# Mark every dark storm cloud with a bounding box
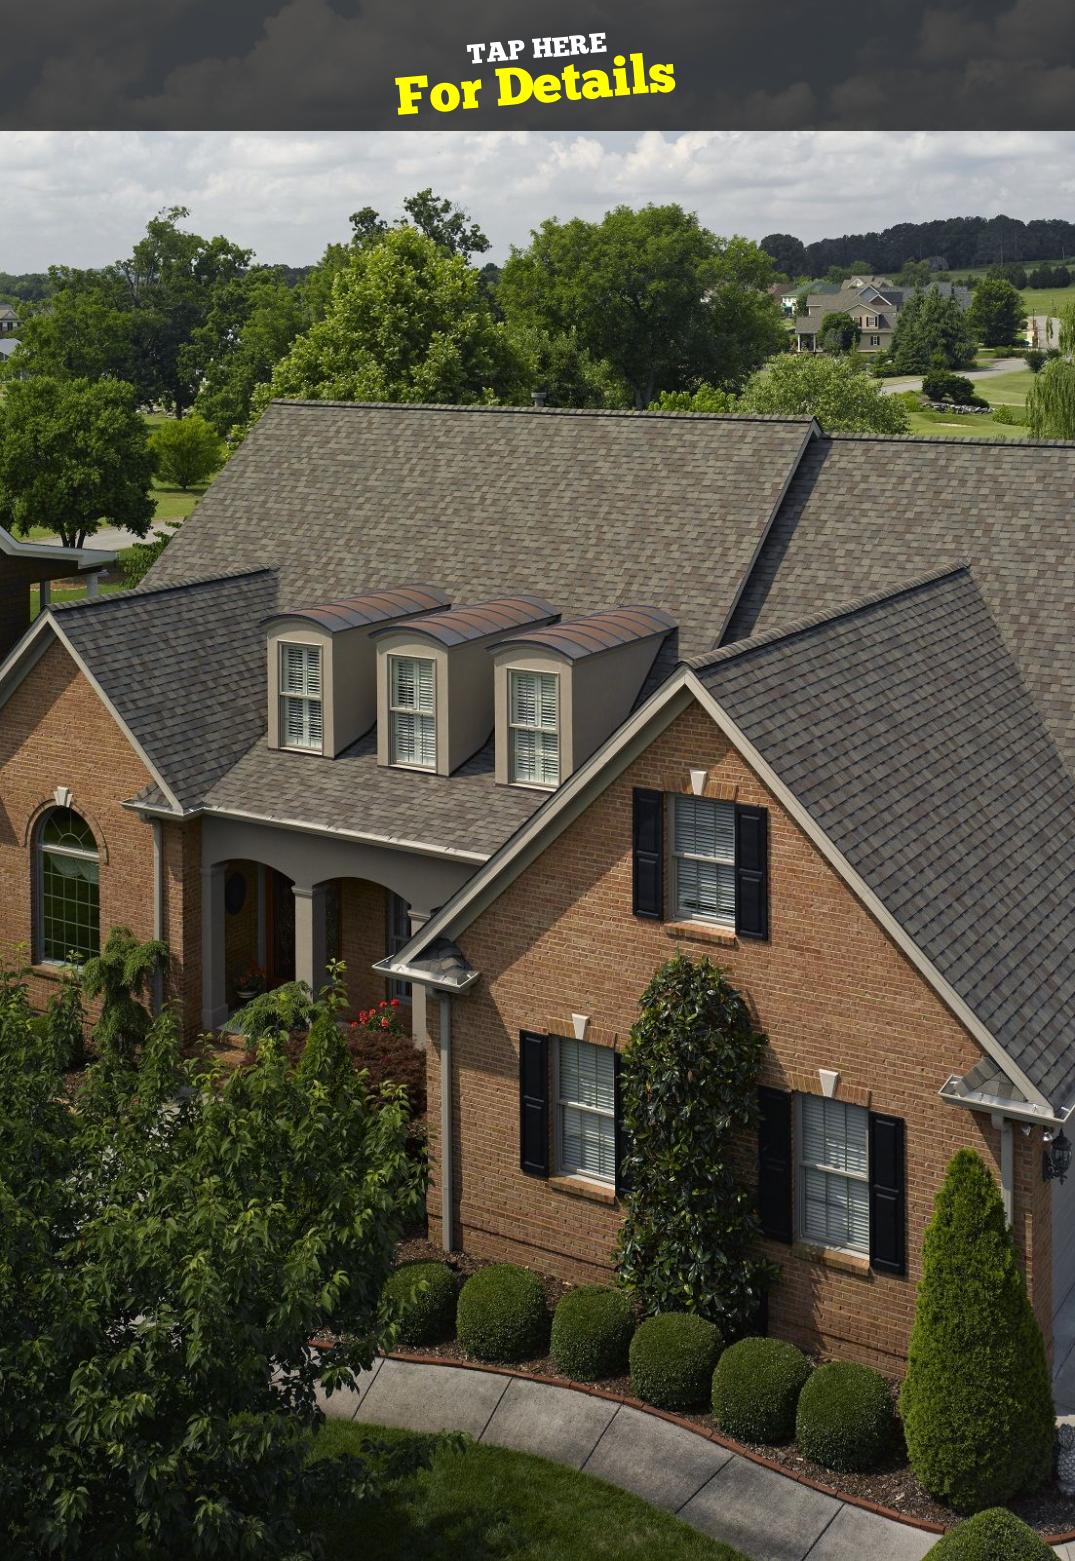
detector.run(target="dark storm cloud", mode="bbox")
[0,0,1071,128]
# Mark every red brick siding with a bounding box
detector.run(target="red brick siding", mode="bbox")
[429,702,1052,1371]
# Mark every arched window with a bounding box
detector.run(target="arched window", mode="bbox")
[36,807,100,964]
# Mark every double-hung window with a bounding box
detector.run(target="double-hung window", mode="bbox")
[280,643,323,752]
[557,1037,616,1182]
[389,655,436,769]
[673,796,736,927]
[798,1094,870,1254]
[509,670,559,788]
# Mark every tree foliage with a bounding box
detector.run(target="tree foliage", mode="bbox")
[0,376,155,547]
[191,269,308,439]
[499,205,785,408]
[81,925,169,1065]
[614,954,772,1334]
[151,412,226,490]
[890,287,976,372]
[1026,357,1075,438]
[818,310,861,353]
[258,227,526,410]
[899,1149,1054,1513]
[0,966,427,1557]
[741,354,909,432]
[966,276,1026,347]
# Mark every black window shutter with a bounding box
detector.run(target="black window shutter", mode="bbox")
[632,788,664,920]
[757,1086,793,1243]
[735,805,769,940]
[519,1032,549,1178]
[869,1113,906,1276]
[613,1050,631,1197]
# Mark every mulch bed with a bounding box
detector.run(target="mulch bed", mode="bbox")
[389,1236,1075,1540]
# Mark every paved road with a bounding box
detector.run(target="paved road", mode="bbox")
[879,355,1025,395]
[320,1356,951,1561]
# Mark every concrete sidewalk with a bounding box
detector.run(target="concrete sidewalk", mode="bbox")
[319,1355,947,1561]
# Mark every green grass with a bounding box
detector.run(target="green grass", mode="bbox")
[308,1423,747,1560]
[897,365,1037,441]
[1019,286,1072,320]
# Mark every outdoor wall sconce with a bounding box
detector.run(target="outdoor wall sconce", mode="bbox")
[1044,1129,1073,1184]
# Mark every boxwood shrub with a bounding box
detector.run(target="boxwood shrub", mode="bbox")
[551,1286,634,1381]
[925,1508,1055,1558]
[381,1261,458,1347]
[628,1313,722,1409]
[794,1360,895,1472]
[456,1264,550,1363]
[712,1336,811,1443]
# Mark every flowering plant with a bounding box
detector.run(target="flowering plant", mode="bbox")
[236,962,267,994]
[349,997,405,1036]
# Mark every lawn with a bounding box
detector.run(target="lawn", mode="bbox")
[308,1422,747,1561]
[899,365,1036,441]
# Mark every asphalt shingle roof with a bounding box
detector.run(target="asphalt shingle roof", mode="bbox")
[698,566,1075,1114]
[726,434,1075,780]
[54,570,278,811]
[201,732,544,859]
[147,401,815,660]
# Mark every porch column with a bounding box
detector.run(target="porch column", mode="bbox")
[293,883,329,997]
[406,907,434,1046]
[200,862,229,1031]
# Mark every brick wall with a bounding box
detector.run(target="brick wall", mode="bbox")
[428,701,1053,1372]
[0,638,202,1033]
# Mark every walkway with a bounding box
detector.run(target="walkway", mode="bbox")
[319,1355,943,1561]
[878,354,1025,395]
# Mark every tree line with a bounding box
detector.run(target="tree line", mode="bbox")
[760,215,1075,280]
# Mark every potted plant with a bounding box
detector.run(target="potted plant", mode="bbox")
[234,962,266,1007]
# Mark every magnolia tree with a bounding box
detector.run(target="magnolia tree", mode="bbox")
[0,967,426,1558]
[614,953,773,1337]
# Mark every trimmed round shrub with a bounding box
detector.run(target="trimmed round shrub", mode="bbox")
[382,1261,457,1347]
[925,1508,1055,1559]
[794,1361,895,1472]
[551,1286,634,1382]
[712,1336,811,1443]
[628,1313,722,1409]
[456,1264,549,1363]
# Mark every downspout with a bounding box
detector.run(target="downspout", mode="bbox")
[151,819,164,1015]
[440,995,453,1252]
[993,1112,1014,1223]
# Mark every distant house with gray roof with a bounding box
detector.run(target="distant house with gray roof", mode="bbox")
[0,399,1072,1381]
[794,278,971,354]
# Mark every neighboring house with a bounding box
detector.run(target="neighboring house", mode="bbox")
[794,280,971,354]
[0,303,19,335]
[1,400,1073,1374]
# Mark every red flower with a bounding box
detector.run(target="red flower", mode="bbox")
[390,998,401,1007]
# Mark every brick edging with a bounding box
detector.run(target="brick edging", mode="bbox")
[385,1351,951,1536]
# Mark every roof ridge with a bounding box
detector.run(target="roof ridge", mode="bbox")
[51,566,276,615]
[690,563,972,669]
[824,430,1075,449]
[266,399,815,427]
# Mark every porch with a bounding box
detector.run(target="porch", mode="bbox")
[199,814,474,1032]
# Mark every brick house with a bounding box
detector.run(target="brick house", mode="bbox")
[1,400,1073,1381]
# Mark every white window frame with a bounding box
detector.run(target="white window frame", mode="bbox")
[386,892,412,1003]
[35,808,100,966]
[796,1094,870,1256]
[279,642,323,753]
[672,795,736,928]
[388,654,436,771]
[508,669,560,789]
[555,1036,616,1185]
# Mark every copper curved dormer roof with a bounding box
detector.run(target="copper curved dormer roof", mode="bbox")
[490,606,677,661]
[265,584,450,633]
[371,596,558,647]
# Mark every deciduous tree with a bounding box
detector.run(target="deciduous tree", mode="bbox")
[0,376,155,547]
[966,275,1026,347]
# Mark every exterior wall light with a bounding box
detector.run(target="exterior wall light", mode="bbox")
[1044,1129,1073,1184]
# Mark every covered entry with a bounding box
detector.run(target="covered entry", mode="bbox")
[1053,1179,1075,1410]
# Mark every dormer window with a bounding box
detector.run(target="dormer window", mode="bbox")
[389,654,436,769]
[280,642,323,752]
[509,669,559,788]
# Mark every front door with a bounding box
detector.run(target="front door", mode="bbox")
[266,869,295,988]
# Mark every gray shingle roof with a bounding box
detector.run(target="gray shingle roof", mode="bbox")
[201,732,543,859]
[53,570,278,811]
[727,434,1075,780]
[146,401,815,660]
[698,566,1075,1114]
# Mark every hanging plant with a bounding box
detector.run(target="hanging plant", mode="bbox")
[614,952,775,1337]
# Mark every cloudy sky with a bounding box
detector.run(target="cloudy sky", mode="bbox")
[2,130,1074,272]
